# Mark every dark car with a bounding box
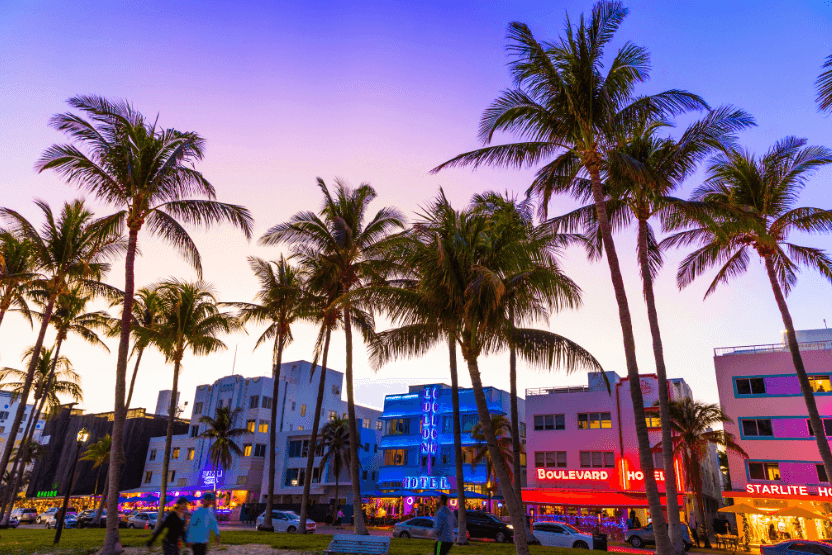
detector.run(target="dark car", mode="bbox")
[77,509,125,528]
[454,510,514,543]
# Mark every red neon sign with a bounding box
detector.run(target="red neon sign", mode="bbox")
[537,469,610,481]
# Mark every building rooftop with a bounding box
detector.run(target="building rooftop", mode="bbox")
[714,328,832,356]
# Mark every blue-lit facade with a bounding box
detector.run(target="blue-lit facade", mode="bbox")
[377,383,525,497]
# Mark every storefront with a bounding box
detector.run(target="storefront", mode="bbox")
[724,485,832,544]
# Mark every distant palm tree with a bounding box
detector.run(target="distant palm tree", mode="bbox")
[816,53,832,113]
[0,231,35,332]
[666,399,747,548]
[80,435,112,497]
[318,417,351,528]
[471,415,516,507]
[262,178,403,535]
[663,138,832,484]
[198,406,249,491]
[139,279,241,526]
[231,256,309,531]
[37,95,253,555]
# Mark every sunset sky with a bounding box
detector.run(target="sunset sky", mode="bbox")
[1,0,831,416]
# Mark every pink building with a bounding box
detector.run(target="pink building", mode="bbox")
[522,371,693,533]
[715,329,832,543]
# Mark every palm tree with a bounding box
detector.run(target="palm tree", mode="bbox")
[231,256,309,531]
[817,53,832,113]
[80,435,112,497]
[432,5,707,552]
[139,279,241,526]
[0,231,35,332]
[198,406,249,491]
[262,178,404,535]
[318,417,351,528]
[663,137,832,484]
[0,199,121,501]
[551,107,753,550]
[666,398,747,548]
[471,415,516,509]
[37,96,253,555]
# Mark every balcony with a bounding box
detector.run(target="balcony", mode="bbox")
[714,341,832,357]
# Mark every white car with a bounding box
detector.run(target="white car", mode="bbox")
[532,521,595,549]
[255,510,316,533]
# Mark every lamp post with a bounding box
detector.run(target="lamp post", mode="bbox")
[54,427,89,545]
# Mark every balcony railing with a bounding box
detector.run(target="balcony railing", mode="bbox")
[714,341,832,357]
[526,386,592,396]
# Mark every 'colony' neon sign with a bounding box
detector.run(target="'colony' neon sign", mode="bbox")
[421,386,440,473]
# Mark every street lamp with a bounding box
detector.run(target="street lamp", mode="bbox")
[54,427,89,545]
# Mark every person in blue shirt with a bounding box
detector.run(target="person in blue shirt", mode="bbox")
[432,494,455,555]
[187,493,220,555]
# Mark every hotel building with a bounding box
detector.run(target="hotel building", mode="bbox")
[715,328,832,542]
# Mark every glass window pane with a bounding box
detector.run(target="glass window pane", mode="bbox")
[809,419,815,436]
[749,462,764,480]
[765,463,781,481]
[592,452,602,467]
[750,378,766,394]
[546,452,558,468]
[535,452,545,467]
[824,419,832,436]
[580,452,591,467]
[654,452,664,468]
[736,379,751,395]
[756,420,773,436]
[534,415,544,430]
[604,452,615,467]
[818,464,828,483]
[557,452,567,467]
[578,414,588,429]
[590,414,600,429]
[555,415,565,430]
[545,415,555,430]
[601,413,611,428]
[742,420,758,436]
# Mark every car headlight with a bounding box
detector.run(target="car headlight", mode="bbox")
[506,525,514,529]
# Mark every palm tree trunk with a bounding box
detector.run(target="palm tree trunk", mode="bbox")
[464,354,530,555]
[94,466,100,498]
[125,348,145,412]
[103,226,139,555]
[156,356,181,529]
[764,256,832,482]
[689,456,710,548]
[637,219,683,554]
[299,327,332,533]
[334,473,340,528]
[342,308,367,535]
[94,470,108,526]
[448,334,468,545]
[0,293,11,332]
[263,335,285,531]
[587,164,670,555]
[0,296,54,506]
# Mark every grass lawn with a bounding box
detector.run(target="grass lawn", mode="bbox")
[0,528,613,555]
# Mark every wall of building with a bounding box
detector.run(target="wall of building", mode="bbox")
[0,389,44,454]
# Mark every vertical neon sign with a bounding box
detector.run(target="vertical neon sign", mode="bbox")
[421,386,440,473]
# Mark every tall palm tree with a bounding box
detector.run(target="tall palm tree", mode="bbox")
[80,434,112,497]
[666,398,747,548]
[432,5,707,552]
[262,178,404,535]
[231,256,309,531]
[551,107,753,550]
[817,53,832,113]
[318,416,351,527]
[139,279,241,526]
[0,231,35,332]
[0,199,121,500]
[663,137,832,483]
[37,96,253,555]
[198,406,250,491]
[471,415,516,509]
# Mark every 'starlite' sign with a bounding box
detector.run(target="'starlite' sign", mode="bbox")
[744,484,832,497]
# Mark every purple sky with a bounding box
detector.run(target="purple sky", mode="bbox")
[1,1,831,416]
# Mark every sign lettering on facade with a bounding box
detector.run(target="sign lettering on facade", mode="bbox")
[200,468,224,487]
[402,475,451,490]
[420,386,440,473]
[537,469,609,481]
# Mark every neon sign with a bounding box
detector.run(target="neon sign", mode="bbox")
[200,468,224,487]
[537,469,610,481]
[745,484,819,496]
[37,490,58,498]
[420,386,440,472]
[403,475,451,489]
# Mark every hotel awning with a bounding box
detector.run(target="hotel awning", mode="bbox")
[522,489,674,508]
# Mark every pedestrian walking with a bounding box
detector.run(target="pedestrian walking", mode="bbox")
[147,497,188,555]
[335,508,344,528]
[186,493,221,555]
[432,494,454,555]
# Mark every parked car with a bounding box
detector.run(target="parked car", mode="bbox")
[44,509,78,529]
[255,510,316,533]
[532,521,595,549]
[77,509,124,528]
[393,516,468,541]
[36,507,59,524]
[127,511,158,529]
[761,540,832,555]
[453,510,514,543]
[625,523,692,551]
[11,508,38,524]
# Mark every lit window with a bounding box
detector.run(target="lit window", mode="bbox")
[646,413,662,428]
[258,421,269,433]
[329,411,337,421]
[363,419,371,429]
[244,444,252,457]
[171,448,180,460]
[300,404,306,417]
[578,413,611,429]
[376,420,383,431]
[384,449,409,466]
[187,448,194,461]
[810,376,831,393]
[749,462,780,481]
[247,420,256,432]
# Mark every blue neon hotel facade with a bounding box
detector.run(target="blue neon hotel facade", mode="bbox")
[377,383,525,499]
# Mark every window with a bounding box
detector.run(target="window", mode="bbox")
[288,440,309,458]
[807,419,832,436]
[193,402,203,416]
[312,468,321,483]
[520,422,526,438]
[285,468,305,486]
[171,447,180,460]
[441,445,451,464]
[742,419,773,437]
[363,419,371,429]
[149,449,157,461]
[365,442,370,452]
[329,411,337,421]
[374,444,378,453]
[247,420,256,432]
[144,471,152,484]
[237,475,248,485]
[810,376,832,393]
[749,462,781,481]
[645,412,662,428]
[387,419,411,435]
[190,425,199,438]
[461,446,477,464]
[534,414,565,431]
[0,411,9,420]
[0,426,4,434]
[254,444,266,457]
[579,451,615,468]
[291,401,296,411]
[654,452,664,469]
[535,451,567,468]
[168,471,175,483]
[249,396,259,409]
[298,404,305,416]
[578,413,611,429]
[376,420,383,431]
[187,448,195,461]
[258,421,269,433]
[332,385,340,395]
[461,414,478,432]
[362,470,368,480]
[262,396,272,409]
[177,478,187,487]
[736,378,766,395]
[244,444,252,457]
[384,449,409,466]
[818,464,829,483]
